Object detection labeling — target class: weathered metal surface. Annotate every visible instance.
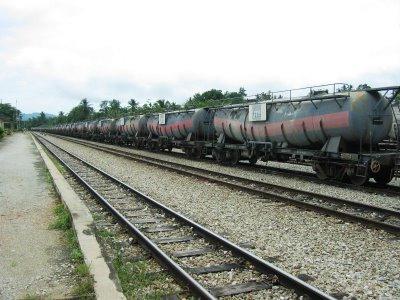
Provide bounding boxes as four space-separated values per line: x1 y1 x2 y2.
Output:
98 119 117 135
389 106 400 140
214 91 393 148
147 108 214 139
87 120 99 134
129 115 149 136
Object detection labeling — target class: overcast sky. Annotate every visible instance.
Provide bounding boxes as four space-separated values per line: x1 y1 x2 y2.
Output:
0 0 399 114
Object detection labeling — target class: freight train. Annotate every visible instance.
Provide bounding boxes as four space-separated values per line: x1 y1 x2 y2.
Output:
37 84 400 186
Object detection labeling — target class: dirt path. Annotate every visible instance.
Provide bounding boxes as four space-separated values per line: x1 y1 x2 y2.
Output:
0 133 75 299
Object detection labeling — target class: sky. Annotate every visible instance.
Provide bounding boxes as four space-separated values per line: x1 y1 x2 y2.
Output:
0 0 399 114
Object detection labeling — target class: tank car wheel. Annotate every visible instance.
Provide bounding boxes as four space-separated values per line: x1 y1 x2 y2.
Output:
148 142 157 152
211 149 217 160
227 150 240 166
313 163 328 180
193 148 204 159
214 150 224 164
349 174 369 186
373 167 393 186
248 156 258 165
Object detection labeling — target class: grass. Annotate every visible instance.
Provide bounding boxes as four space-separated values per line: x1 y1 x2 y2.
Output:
21 295 40 300
96 228 114 239
49 204 71 231
94 225 168 298
50 203 95 297
113 253 169 299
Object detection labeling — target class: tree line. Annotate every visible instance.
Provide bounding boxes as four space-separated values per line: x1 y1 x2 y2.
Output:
24 88 248 128
21 84 400 128
0 103 21 122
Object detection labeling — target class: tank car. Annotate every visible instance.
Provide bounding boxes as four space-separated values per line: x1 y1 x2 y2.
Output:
35 84 399 186
214 91 392 148
213 89 397 185
127 115 149 147
98 119 117 142
115 116 130 145
146 108 214 155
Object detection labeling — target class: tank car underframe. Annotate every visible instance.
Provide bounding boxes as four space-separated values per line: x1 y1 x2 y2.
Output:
202 139 399 185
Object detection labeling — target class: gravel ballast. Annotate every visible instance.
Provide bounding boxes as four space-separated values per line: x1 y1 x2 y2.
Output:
42 134 400 299
53 135 400 210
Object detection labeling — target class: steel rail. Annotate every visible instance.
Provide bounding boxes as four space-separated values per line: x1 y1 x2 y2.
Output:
34 134 216 299
34 133 335 300
39 133 400 234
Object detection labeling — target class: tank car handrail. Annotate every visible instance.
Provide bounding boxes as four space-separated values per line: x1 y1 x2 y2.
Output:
270 82 350 95
207 93 350 111
359 85 400 93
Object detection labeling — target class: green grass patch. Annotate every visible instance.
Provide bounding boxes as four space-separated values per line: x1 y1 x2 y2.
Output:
92 212 102 221
97 228 114 239
49 204 71 230
21 295 40 300
50 202 94 298
113 254 169 299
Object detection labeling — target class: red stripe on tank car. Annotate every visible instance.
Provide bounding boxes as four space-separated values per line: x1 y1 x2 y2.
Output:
214 111 349 139
265 111 350 136
157 119 193 136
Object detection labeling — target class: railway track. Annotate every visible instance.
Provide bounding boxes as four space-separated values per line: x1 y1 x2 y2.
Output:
38 133 400 234
168 150 400 197
34 133 334 299
46 133 400 197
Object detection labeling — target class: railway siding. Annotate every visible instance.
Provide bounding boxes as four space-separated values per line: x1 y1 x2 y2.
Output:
48 133 400 210
38 133 400 299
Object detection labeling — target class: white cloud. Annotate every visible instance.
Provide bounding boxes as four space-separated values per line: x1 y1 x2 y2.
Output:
0 0 399 113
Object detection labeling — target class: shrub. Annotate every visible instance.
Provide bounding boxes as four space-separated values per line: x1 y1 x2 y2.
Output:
0 127 4 139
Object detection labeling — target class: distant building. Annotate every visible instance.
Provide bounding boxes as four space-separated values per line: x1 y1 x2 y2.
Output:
0 114 12 130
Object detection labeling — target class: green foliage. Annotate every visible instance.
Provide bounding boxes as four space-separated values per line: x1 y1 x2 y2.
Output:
309 89 328 96
337 84 353 92
96 228 114 239
23 111 52 128
49 204 71 230
113 254 170 298
356 83 371 90
394 92 400 105
184 87 246 109
0 103 20 121
25 87 247 127
68 98 94 122
0 127 4 139
49 202 94 297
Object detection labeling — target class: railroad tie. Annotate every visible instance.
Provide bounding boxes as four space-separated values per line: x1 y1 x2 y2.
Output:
209 281 272 297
